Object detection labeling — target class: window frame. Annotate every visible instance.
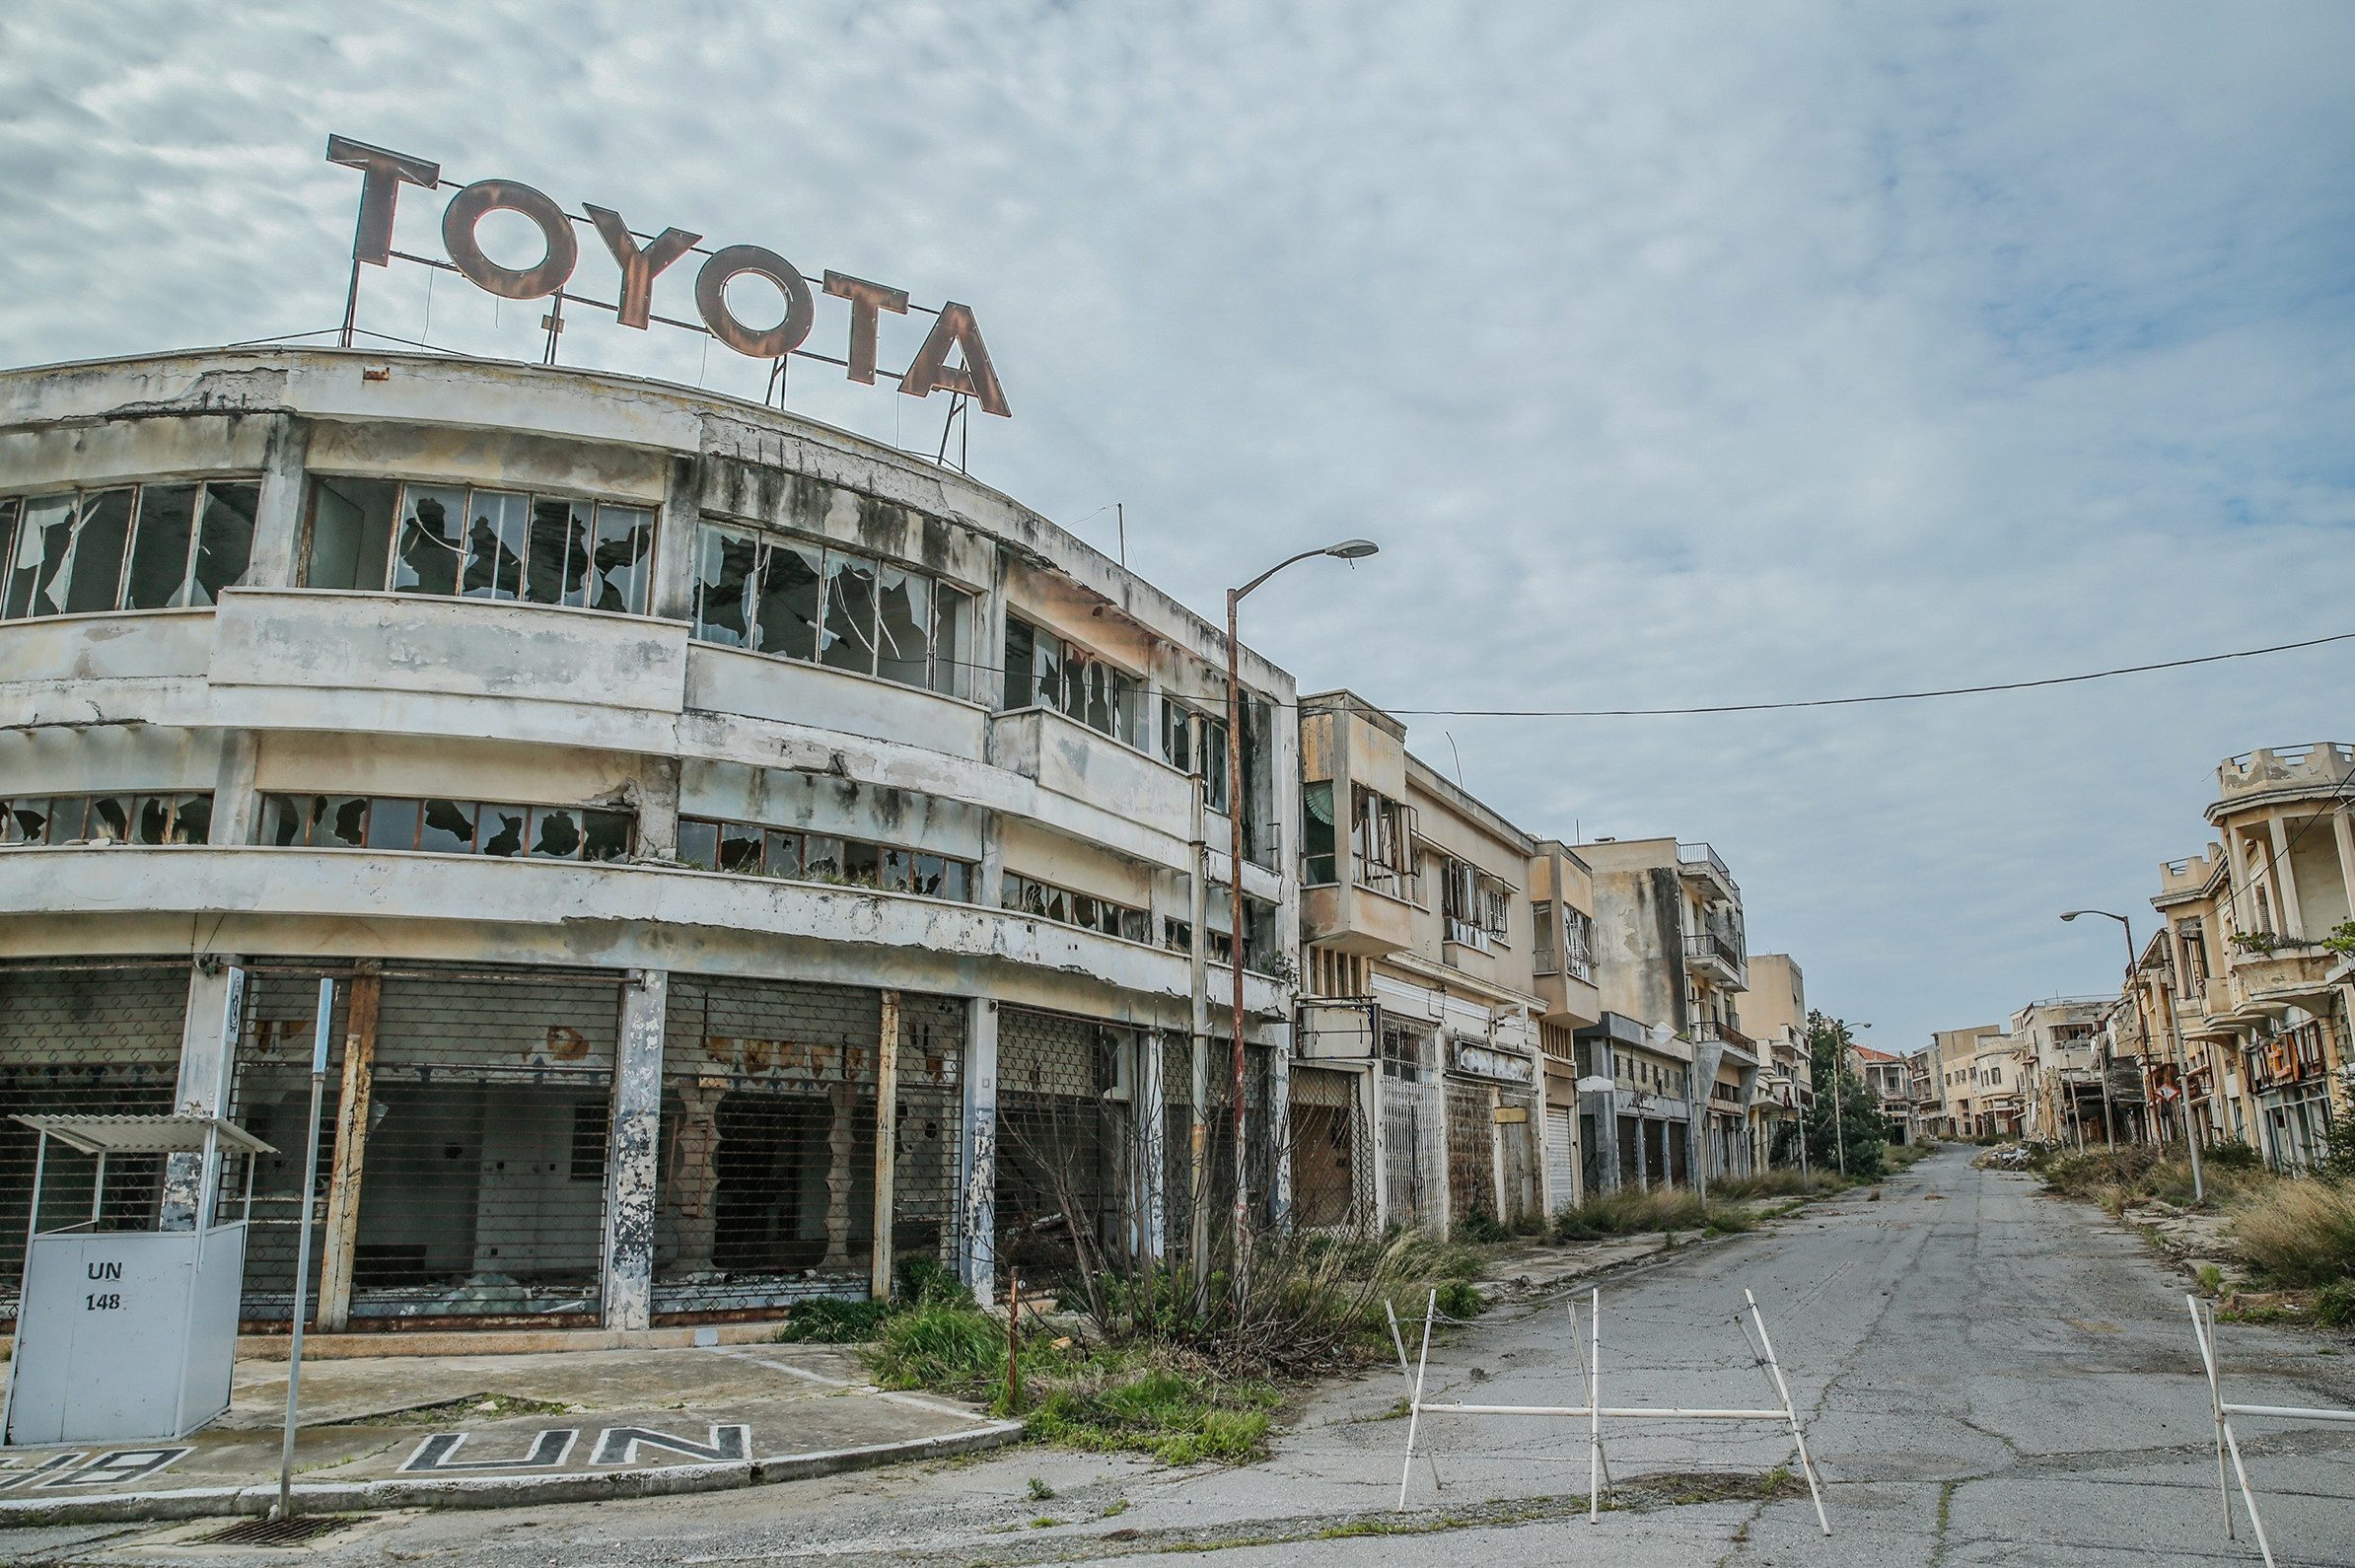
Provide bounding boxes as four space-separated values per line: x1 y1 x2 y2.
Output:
1 477 262 621
255 791 634 862
676 812 977 900
302 474 657 617
1002 611 1145 748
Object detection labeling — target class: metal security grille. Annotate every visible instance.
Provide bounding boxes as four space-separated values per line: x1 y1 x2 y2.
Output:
0 963 187 1307
891 993 965 1284
656 976 881 1313
1287 1065 1371 1234
1444 1078 1497 1229
1382 1077 1442 1234
1496 1089 1537 1226
347 968 621 1321
996 1007 1137 1288
1161 1032 1200 1261
226 970 351 1320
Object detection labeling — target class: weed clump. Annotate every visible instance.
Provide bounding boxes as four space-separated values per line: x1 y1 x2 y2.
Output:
2233 1180 2355 1289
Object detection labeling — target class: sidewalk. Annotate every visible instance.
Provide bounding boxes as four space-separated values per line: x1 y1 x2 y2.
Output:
0 1337 1019 1526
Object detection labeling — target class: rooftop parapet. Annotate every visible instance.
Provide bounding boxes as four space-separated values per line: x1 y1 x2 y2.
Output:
2157 845 2226 904
2212 743 2355 811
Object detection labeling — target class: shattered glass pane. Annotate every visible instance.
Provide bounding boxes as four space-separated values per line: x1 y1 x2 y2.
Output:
691 524 756 647
582 810 632 862
258 794 306 847
763 828 803 879
876 565 929 687
803 835 843 880
190 481 258 606
911 852 945 897
9 494 76 617
321 796 369 848
418 799 477 853
525 495 587 607
460 489 528 601
62 489 134 614
86 796 133 843
530 807 584 859
133 796 172 844
840 839 881 888
172 793 212 844
930 583 969 698
478 805 528 857
125 484 198 609
753 537 821 660
393 485 466 596
881 845 911 891
590 505 654 614
718 821 762 873
820 550 877 674
938 858 971 903
2 799 50 844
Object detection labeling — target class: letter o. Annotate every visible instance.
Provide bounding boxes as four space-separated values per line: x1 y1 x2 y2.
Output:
694 245 815 360
441 178 579 300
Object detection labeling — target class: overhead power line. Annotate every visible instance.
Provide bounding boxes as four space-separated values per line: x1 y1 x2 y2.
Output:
1304 629 2355 721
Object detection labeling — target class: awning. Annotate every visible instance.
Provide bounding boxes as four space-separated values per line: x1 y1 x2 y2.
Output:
13 1113 275 1158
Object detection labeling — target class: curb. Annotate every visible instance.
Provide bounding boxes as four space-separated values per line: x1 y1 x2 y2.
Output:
0 1419 1025 1527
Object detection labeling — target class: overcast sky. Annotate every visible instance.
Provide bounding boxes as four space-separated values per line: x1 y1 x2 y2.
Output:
4 3 2349 1053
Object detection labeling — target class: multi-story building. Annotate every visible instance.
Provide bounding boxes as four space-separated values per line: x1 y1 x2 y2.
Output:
2147 745 2354 1170
0 346 1304 1331
1920 1025 2003 1138
2011 999 2110 1143
1848 1044 1912 1139
1743 953 1810 1166
1295 693 1554 1234
1575 837 1752 1191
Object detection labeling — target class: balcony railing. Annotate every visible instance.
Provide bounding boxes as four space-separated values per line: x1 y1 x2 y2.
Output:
1677 841 1739 897
1444 917 1495 954
1688 1018 1754 1050
1684 929 1744 973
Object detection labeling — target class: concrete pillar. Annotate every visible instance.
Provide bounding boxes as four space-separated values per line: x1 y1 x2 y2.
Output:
1365 1061 1391 1232
959 996 998 1304
2333 812 2355 920
871 990 900 1300
602 968 666 1331
163 961 247 1230
649 455 702 622
2269 815 2305 938
208 732 260 849
245 414 313 590
636 756 681 861
1136 1030 1168 1259
1266 1023 1292 1232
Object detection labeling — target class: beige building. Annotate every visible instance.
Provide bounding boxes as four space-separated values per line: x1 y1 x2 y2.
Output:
1923 1025 2003 1137
2012 998 2115 1145
1574 837 1753 1191
1743 953 1810 1166
1295 694 1568 1234
2147 745 2355 1170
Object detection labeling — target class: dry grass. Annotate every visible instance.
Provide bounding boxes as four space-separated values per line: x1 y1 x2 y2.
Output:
2231 1179 2355 1289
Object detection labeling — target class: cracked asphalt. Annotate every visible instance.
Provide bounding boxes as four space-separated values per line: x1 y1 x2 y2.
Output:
12 1147 2353 1565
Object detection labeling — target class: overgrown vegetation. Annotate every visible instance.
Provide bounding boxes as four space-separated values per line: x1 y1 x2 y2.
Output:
2232 1179 2355 1290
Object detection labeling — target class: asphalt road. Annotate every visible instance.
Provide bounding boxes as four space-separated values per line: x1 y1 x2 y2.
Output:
15 1146 2355 1565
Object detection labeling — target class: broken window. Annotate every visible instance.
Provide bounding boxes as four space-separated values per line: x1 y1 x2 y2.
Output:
1002 872 1150 942
1351 787 1418 901
0 479 257 620
123 484 198 608
676 814 976 900
1160 699 1231 814
60 490 134 614
690 519 970 695
1301 782 1336 884
0 793 213 847
1441 857 1511 944
1533 903 1557 975
309 476 652 614
187 483 258 605
1560 907 1596 982
256 793 632 861
1002 613 1142 748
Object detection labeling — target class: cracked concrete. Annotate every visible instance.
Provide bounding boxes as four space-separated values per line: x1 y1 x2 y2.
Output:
10 1148 2353 1565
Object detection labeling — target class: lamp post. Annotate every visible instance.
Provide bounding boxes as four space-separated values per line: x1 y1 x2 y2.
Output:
1223 539 1377 1291
2060 910 2131 1148
2064 908 2203 1198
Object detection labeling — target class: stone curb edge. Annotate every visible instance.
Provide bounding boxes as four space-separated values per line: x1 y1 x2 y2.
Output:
0 1419 1026 1528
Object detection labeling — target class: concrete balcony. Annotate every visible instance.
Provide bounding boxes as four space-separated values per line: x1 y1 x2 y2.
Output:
1300 870 1417 957
1683 929 1746 987
1534 968 1602 1030
2223 945 2343 1011
1677 841 1740 905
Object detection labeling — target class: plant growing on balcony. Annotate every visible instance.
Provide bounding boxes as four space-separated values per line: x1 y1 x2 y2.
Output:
2231 921 2355 957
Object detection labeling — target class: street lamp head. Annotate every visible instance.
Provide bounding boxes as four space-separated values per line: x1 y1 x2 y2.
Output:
1323 539 1380 561
2060 910 2084 923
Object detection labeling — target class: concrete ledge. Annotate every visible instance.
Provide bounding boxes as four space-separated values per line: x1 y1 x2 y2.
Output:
0 1420 1024 1527
0 1320 794 1362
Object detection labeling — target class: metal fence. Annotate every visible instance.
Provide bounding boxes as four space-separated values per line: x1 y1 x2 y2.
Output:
996 1006 1139 1288
657 975 881 1314
1445 1078 1498 1226
0 962 188 1310
226 969 351 1320
1287 1064 1372 1232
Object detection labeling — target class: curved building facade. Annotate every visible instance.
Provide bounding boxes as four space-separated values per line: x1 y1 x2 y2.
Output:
0 347 1300 1330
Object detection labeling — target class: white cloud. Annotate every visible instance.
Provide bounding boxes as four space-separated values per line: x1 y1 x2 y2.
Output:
2 1 2348 1049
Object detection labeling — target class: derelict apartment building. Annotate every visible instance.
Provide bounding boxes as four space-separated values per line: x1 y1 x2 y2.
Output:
0 346 1301 1331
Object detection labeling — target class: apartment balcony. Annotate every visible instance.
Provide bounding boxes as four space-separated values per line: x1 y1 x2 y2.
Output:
1683 929 1746 986
2223 943 2343 1013
1687 1017 1758 1063
1677 841 1740 906
1535 967 1603 1030
1299 853 1418 958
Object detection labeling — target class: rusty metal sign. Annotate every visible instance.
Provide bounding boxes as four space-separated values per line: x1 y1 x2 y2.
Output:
324 134 1009 418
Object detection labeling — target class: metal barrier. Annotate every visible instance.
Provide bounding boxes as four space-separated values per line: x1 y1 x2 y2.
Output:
1391 1284 1830 1533
2186 1293 2355 1566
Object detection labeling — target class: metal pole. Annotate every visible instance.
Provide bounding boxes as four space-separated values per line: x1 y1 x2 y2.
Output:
1186 714 1212 1302
1005 1273 1024 1414
1224 589 1250 1301
1566 1297 1612 1497
277 977 334 1520
1830 1033 1847 1177
1397 1287 1436 1510
2189 1295 2239 1541
1746 1288 1830 1535
1588 1286 1604 1523
2198 1299 2276 1567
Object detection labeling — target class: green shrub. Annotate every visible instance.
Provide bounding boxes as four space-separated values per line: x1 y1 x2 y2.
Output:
1454 1209 1510 1245
869 1300 1005 1391
771 1295 894 1344
2317 1280 2355 1331
2232 1180 2355 1289
1553 1185 1769 1241
1434 1279 1487 1319
2203 1141 2262 1173
1026 1367 1277 1464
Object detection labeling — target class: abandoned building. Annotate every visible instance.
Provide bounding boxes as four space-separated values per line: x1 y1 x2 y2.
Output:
0 345 1304 1331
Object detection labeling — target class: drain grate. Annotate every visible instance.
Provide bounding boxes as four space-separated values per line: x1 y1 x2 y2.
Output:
197 1513 368 1547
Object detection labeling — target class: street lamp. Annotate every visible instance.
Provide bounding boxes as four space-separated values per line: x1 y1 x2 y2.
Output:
2061 908 2203 1199
2059 910 2131 1150
1223 539 1377 1287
